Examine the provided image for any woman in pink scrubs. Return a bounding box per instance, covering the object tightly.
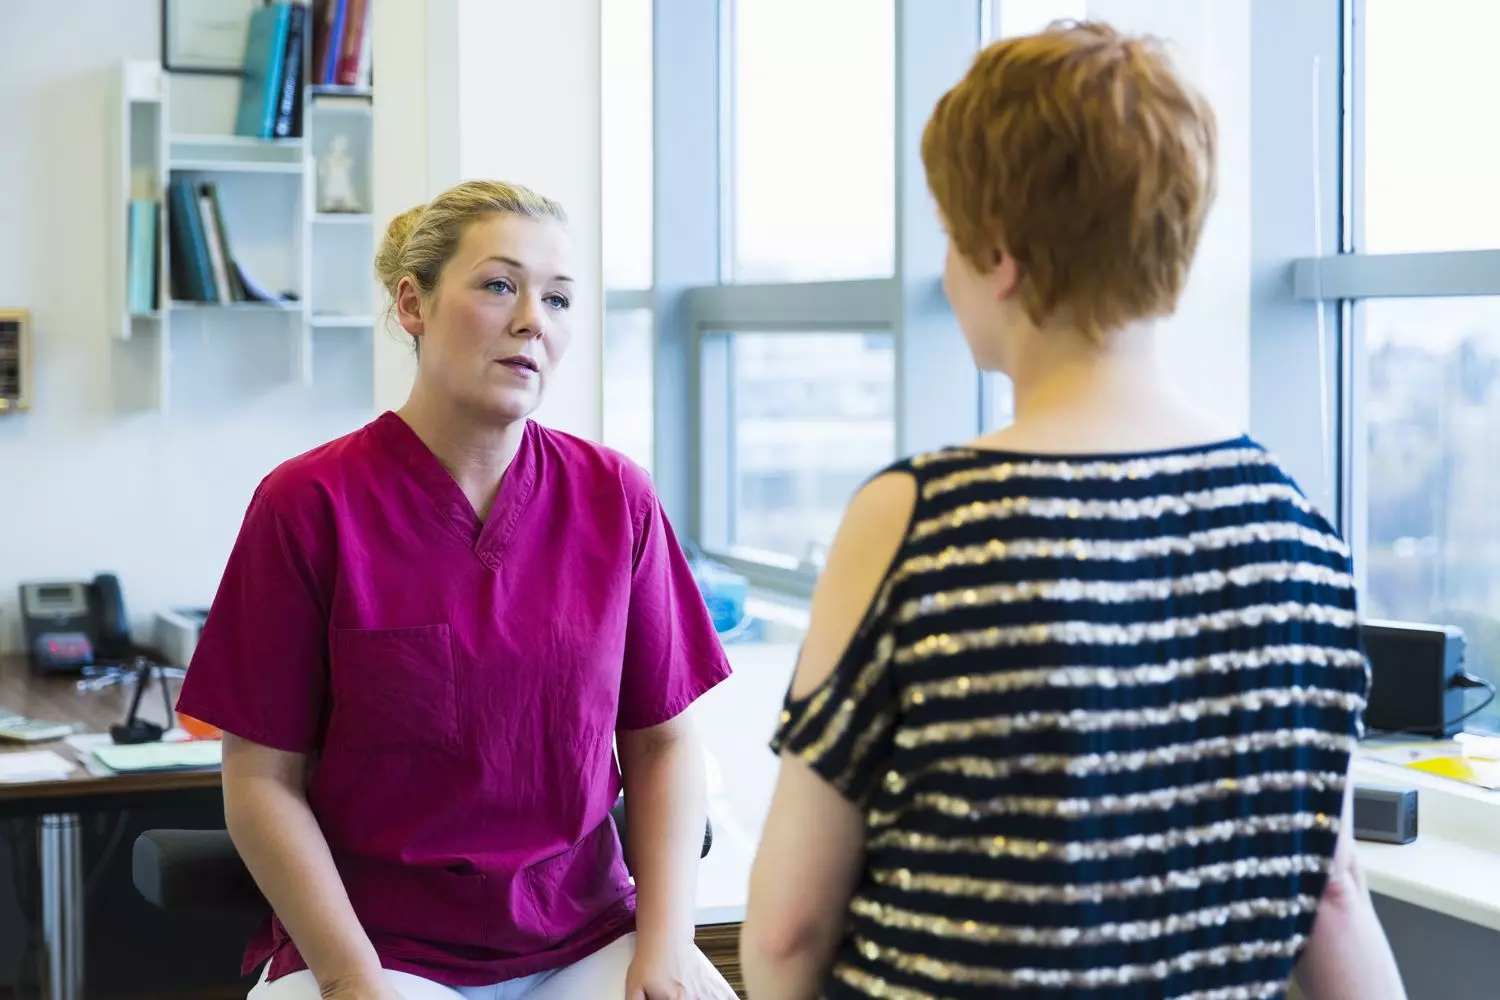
[176,180,737,1000]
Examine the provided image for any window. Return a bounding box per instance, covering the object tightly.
[1362,0,1500,253]
[702,333,896,567]
[730,0,895,282]
[601,309,654,473]
[602,0,653,289]
[992,0,1088,39]
[1363,297,1500,729]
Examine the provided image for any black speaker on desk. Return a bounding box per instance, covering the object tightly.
[1361,619,1468,738]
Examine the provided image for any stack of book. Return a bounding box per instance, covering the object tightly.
[233,2,372,141]
[166,178,280,305]
[311,0,373,90]
[235,2,309,140]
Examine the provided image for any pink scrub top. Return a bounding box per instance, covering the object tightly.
[174,411,732,986]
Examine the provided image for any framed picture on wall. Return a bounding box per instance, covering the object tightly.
[162,0,266,74]
[0,309,32,414]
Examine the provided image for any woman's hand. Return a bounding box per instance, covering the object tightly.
[625,941,739,1000]
[318,972,406,1000]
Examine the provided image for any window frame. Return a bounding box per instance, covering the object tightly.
[1286,0,1500,732]
[648,0,987,593]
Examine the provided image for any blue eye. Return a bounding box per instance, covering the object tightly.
[544,293,571,311]
[485,278,516,295]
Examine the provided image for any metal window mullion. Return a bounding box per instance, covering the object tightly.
[604,288,653,312]
[684,278,897,332]
[893,0,983,458]
[1292,250,1500,301]
[653,0,723,535]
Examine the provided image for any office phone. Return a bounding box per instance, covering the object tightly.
[17,572,131,673]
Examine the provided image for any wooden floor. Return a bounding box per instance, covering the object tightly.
[697,922,747,997]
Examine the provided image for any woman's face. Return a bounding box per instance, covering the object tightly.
[403,213,577,424]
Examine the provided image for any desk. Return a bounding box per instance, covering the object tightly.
[0,653,217,1000]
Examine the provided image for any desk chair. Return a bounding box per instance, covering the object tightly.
[132,796,712,913]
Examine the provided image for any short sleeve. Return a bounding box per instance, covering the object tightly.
[174,486,330,754]
[615,487,733,731]
[770,612,899,806]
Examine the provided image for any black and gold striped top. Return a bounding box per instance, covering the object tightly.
[772,437,1370,1000]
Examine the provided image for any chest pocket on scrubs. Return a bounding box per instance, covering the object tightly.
[329,624,459,754]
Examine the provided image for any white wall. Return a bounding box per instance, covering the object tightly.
[372,0,604,439]
[0,1,374,653]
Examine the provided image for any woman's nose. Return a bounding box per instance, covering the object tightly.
[509,296,546,339]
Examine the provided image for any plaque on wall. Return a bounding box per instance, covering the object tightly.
[0,309,32,414]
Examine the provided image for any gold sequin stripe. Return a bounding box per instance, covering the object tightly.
[846,933,1306,989]
[867,771,1346,827]
[910,447,980,469]
[902,645,1367,708]
[849,893,1318,948]
[889,521,1351,589]
[831,965,1289,1000]
[867,810,1338,861]
[831,966,942,1000]
[898,561,1353,624]
[794,633,896,766]
[834,710,897,793]
[1165,985,1290,1000]
[893,728,1356,787]
[921,448,1275,499]
[869,854,1331,905]
[911,483,1313,543]
[895,687,1365,749]
[895,600,1358,666]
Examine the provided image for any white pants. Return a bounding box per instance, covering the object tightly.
[248,932,637,1000]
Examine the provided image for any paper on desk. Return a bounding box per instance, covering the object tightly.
[0,750,76,783]
[1366,739,1500,791]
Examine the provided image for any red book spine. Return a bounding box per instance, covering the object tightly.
[335,0,367,86]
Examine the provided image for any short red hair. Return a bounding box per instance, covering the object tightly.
[922,21,1217,339]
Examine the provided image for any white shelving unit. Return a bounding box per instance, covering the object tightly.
[109,62,375,413]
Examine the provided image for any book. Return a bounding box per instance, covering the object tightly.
[167,177,217,303]
[201,183,248,302]
[234,3,294,139]
[126,198,158,314]
[197,190,234,304]
[273,2,308,138]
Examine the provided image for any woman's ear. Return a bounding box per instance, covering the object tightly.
[394,275,426,338]
[991,248,1021,302]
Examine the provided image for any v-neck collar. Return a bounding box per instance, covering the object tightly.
[370,410,538,567]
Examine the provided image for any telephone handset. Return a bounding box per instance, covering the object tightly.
[18,572,134,673]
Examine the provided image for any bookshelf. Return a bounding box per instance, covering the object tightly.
[110,61,375,414]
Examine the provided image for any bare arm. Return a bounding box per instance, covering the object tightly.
[617,715,712,972]
[1292,769,1407,1000]
[222,734,393,996]
[742,472,915,999]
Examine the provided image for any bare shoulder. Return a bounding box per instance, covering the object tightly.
[790,471,917,699]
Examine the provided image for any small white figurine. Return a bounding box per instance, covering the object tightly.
[318,134,363,213]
